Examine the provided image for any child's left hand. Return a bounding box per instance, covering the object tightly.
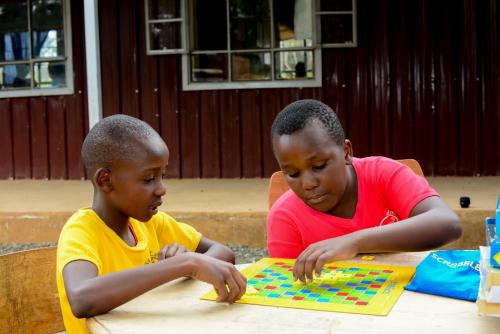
[293,235,359,283]
[158,243,188,260]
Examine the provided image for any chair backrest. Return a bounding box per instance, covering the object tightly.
[396,159,424,177]
[268,158,424,209]
[0,247,64,334]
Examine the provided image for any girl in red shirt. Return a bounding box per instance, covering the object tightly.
[267,99,462,283]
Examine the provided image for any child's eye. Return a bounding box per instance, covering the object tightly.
[286,171,299,178]
[144,176,155,183]
[313,162,326,170]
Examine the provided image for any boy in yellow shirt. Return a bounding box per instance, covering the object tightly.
[56,115,246,333]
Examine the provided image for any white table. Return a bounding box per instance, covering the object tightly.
[88,252,500,334]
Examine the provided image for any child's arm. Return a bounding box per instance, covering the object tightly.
[293,196,462,282]
[157,237,235,264]
[63,252,246,318]
[196,237,235,264]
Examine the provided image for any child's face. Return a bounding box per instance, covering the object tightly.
[272,120,352,213]
[107,135,169,222]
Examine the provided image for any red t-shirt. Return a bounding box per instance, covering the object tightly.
[266,156,438,258]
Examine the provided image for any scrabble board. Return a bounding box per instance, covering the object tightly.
[202,258,415,316]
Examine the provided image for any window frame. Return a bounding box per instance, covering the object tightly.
[316,0,357,48]
[145,0,187,55]
[144,0,358,91]
[182,0,321,91]
[0,0,74,98]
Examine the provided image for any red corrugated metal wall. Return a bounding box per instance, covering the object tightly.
[0,0,87,180]
[1,0,499,179]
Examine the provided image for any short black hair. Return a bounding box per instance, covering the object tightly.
[271,99,345,145]
[81,114,159,175]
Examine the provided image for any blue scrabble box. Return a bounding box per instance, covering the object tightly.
[485,195,500,268]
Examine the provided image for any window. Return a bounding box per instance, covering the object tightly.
[0,0,73,98]
[145,0,356,90]
[145,0,186,54]
[316,0,357,47]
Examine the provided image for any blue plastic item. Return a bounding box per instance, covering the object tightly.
[485,195,500,268]
[404,250,480,301]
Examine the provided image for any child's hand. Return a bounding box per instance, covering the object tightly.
[186,253,247,303]
[158,243,188,260]
[293,235,359,283]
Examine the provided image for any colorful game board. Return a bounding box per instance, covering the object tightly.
[202,258,415,316]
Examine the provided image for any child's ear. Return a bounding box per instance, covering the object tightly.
[94,168,113,193]
[343,139,353,164]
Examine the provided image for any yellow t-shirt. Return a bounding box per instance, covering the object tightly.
[56,208,202,334]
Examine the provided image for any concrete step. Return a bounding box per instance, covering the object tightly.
[0,178,499,249]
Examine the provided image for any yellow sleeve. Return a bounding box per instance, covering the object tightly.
[154,211,202,252]
[57,219,102,274]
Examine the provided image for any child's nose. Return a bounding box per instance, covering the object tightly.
[301,171,319,190]
[155,180,166,196]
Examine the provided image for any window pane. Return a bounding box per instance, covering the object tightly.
[320,14,353,44]
[0,1,29,61]
[229,0,270,50]
[33,61,65,88]
[320,0,352,12]
[273,0,312,48]
[0,63,31,89]
[32,29,64,58]
[231,52,270,81]
[32,0,63,30]
[150,22,181,50]
[31,0,64,58]
[148,0,180,19]
[191,54,227,82]
[192,0,226,51]
[274,50,314,80]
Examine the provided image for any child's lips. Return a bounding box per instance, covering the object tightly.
[306,191,329,204]
[150,201,163,210]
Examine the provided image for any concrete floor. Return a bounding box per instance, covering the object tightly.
[0,177,499,213]
[0,177,499,248]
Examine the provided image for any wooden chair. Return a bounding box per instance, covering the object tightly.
[268,158,424,209]
[0,247,64,334]
[396,159,424,177]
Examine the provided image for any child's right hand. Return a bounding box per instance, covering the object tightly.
[185,253,247,303]
[293,235,359,283]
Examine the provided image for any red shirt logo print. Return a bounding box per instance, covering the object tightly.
[379,210,399,226]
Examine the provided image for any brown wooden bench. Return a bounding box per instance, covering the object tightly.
[0,246,64,333]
